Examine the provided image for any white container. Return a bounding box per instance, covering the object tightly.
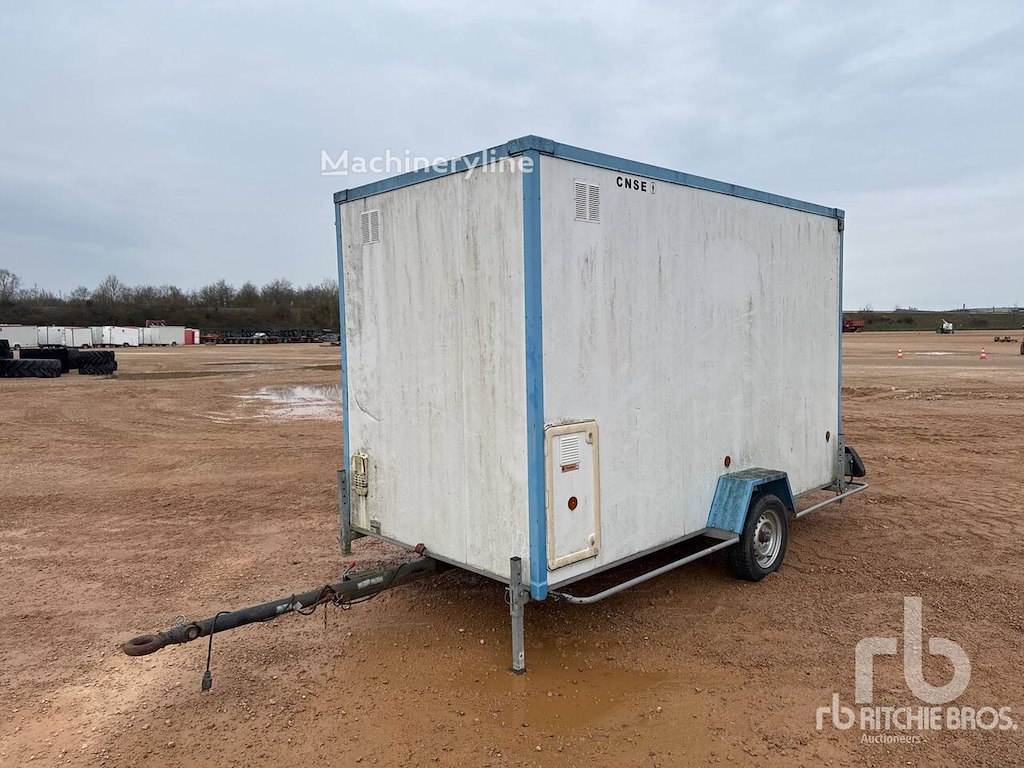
[141,326,185,345]
[334,137,846,599]
[0,324,40,350]
[90,326,105,346]
[155,326,185,346]
[103,326,141,347]
[66,327,92,347]
[37,326,66,345]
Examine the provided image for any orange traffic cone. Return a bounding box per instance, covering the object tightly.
[979,347,987,360]
[897,349,903,360]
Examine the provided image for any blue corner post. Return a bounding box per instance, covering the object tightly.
[334,201,352,545]
[521,148,548,600]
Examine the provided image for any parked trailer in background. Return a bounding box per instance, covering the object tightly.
[185,328,201,345]
[152,326,186,346]
[102,326,141,347]
[0,324,39,350]
[37,326,67,346]
[65,327,92,347]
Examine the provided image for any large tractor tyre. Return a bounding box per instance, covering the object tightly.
[72,349,115,366]
[0,358,62,378]
[78,362,117,376]
[19,347,72,373]
[0,339,11,360]
[730,493,789,582]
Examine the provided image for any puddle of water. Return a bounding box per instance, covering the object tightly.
[238,385,342,420]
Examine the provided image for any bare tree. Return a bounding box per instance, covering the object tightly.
[0,268,21,303]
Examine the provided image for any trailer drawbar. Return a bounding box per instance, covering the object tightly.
[122,552,443,689]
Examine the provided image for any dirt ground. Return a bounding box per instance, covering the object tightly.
[1,331,1022,767]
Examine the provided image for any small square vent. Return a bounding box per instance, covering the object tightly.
[360,209,381,245]
[574,181,600,223]
[559,433,581,471]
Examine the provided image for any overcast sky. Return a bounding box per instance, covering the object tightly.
[1,1,1021,310]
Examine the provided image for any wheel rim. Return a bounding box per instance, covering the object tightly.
[753,507,783,568]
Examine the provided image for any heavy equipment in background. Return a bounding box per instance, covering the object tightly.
[124,136,868,677]
[842,318,865,332]
[937,320,955,334]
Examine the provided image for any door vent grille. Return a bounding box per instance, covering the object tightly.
[574,181,600,223]
[360,209,381,245]
[559,434,581,471]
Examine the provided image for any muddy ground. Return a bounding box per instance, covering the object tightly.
[1,331,1021,767]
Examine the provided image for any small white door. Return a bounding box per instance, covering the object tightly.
[545,421,601,569]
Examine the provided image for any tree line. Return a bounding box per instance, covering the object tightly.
[0,269,339,330]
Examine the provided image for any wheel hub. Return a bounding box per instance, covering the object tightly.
[753,508,782,568]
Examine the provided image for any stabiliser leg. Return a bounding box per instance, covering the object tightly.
[508,556,530,674]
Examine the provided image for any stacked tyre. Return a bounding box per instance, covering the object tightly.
[74,349,117,375]
[19,346,73,373]
[0,340,117,378]
[0,356,62,378]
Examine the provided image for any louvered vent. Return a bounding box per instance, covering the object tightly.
[574,181,600,223]
[559,433,581,471]
[574,181,587,221]
[360,209,380,245]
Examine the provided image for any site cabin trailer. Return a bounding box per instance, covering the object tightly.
[0,325,39,350]
[333,136,868,671]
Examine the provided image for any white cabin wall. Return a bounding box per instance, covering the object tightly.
[340,162,530,580]
[539,156,840,585]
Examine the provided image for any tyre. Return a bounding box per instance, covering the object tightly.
[0,339,11,360]
[79,362,117,375]
[72,349,115,366]
[19,347,72,373]
[0,358,62,378]
[730,493,789,582]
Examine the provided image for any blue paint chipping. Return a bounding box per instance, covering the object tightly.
[335,136,843,221]
[707,468,796,534]
[334,203,352,526]
[521,149,548,600]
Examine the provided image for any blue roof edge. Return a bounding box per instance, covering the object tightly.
[334,135,844,220]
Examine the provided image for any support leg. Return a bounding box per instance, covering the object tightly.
[508,556,529,674]
[337,469,352,556]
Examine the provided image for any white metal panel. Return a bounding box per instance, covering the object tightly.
[341,161,530,581]
[539,156,840,586]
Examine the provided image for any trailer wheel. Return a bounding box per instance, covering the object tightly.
[731,493,788,581]
[0,358,62,378]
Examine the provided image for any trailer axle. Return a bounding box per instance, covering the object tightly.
[122,556,442,657]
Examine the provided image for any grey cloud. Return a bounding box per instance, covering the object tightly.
[0,1,1021,309]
